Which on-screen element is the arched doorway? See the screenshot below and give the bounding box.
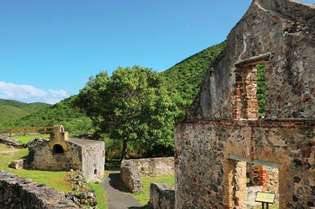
[52,144,64,154]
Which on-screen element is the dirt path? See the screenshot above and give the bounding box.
[103,171,142,209]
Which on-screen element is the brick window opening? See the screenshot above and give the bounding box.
[234,61,267,120]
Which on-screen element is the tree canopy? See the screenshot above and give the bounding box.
[76,66,179,159]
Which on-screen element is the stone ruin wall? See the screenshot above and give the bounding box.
[189,0,315,121]
[81,142,105,182]
[0,171,79,209]
[29,140,82,171]
[121,157,174,193]
[176,0,315,208]
[175,120,315,209]
[150,183,175,209]
[123,157,174,176]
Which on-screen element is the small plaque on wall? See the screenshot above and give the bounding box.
[255,192,275,204]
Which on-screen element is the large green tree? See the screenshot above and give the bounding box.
[77,66,179,160]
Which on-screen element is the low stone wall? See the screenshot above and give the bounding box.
[0,134,24,148]
[0,171,80,209]
[123,157,174,176]
[120,161,142,193]
[120,157,174,193]
[149,183,175,209]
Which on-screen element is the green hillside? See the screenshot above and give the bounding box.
[162,42,225,106]
[2,42,225,136]
[11,96,93,137]
[0,99,50,132]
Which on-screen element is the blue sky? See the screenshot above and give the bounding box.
[0,0,314,104]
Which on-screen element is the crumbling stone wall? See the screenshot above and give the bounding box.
[123,157,174,176]
[0,171,79,209]
[150,183,175,209]
[121,160,142,193]
[121,157,174,193]
[175,120,315,209]
[27,125,105,182]
[79,139,105,182]
[28,140,82,171]
[189,0,315,120]
[176,0,314,209]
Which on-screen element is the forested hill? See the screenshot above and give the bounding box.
[8,96,93,136]
[1,42,225,136]
[0,99,50,131]
[162,42,225,105]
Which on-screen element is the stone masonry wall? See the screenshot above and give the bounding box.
[189,0,315,120]
[29,140,82,171]
[175,120,315,209]
[150,183,175,209]
[80,140,105,182]
[0,171,79,209]
[123,157,174,176]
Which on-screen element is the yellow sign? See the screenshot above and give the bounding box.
[255,192,275,203]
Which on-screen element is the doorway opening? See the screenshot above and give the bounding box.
[52,144,64,154]
[229,157,279,209]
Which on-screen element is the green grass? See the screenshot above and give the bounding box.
[0,144,71,192]
[15,134,49,144]
[89,182,108,209]
[133,175,175,206]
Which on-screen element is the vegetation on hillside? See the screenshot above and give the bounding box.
[1,43,226,159]
[0,99,50,132]
[10,97,93,137]
[162,42,226,108]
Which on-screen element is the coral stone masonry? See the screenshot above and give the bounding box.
[0,171,80,209]
[27,125,105,182]
[175,0,315,209]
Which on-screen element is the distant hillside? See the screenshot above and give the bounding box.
[11,96,93,137]
[2,42,225,136]
[0,99,50,131]
[162,42,225,106]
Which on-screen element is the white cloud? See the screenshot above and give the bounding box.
[0,81,69,104]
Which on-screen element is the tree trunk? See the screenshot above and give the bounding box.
[120,139,128,162]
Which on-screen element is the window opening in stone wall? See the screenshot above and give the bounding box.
[234,62,267,120]
[256,64,266,118]
[52,144,64,154]
[94,169,97,175]
[229,159,279,209]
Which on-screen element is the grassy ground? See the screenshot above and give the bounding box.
[14,134,49,144]
[0,144,108,208]
[133,175,175,206]
[0,144,71,192]
[89,182,108,209]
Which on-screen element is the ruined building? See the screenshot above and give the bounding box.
[175,0,315,208]
[28,125,105,182]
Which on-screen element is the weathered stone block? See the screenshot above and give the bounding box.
[150,183,175,209]
[120,160,142,193]
[9,159,25,169]
[0,171,80,209]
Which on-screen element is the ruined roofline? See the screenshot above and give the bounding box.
[227,0,315,43]
[288,0,315,8]
[178,118,315,128]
